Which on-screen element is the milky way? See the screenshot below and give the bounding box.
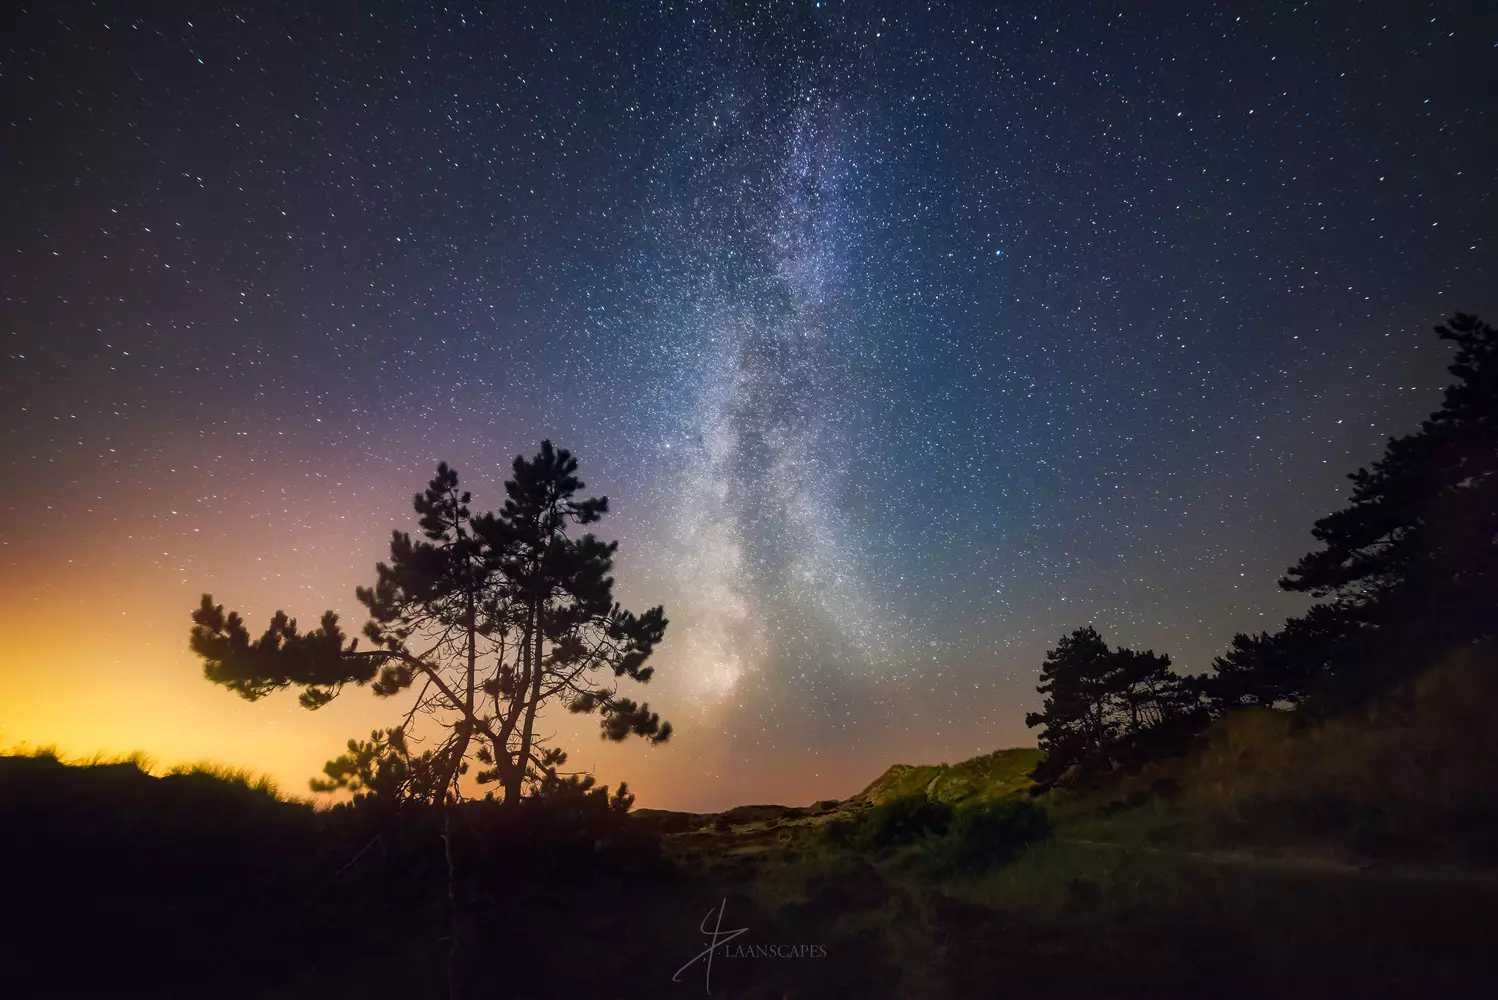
[3,2,1496,808]
[654,83,896,710]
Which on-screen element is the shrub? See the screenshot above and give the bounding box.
[921,798,1050,871]
[823,814,859,846]
[864,793,953,848]
[652,812,693,835]
[834,793,953,850]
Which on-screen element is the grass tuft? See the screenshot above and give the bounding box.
[166,760,283,798]
[2,744,285,801]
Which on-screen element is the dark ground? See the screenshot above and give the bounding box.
[3,753,1497,999]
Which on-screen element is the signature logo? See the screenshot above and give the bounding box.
[672,898,747,994]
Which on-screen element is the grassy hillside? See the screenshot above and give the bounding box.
[641,694,1498,1000]
[8,690,1498,999]
[7,653,1496,998]
[633,745,1041,839]
[1049,646,1498,862]
[851,747,1041,806]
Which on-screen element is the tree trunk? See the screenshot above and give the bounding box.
[442,800,463,1000]
[515,594,545,794]
[442,593,479,797]
[465,592,477,717]
[500,602,535,804]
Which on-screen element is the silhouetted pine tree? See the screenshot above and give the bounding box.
[309,727,447,804]
[471,440,671,803]
[190,442,670,807]
[1211,313,1498,708]
[1026,627,1200,785]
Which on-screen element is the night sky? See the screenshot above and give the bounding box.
[3,1,1496,810]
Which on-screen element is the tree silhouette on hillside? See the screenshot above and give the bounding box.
[189,441,671,807]
[1211,313,1498,708]
[1026,626,1202,785]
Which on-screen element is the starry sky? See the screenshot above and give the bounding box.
[3,1,1496,810]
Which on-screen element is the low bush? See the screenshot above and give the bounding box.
[921,798,1051,871]
[824,793,953,851]
[860,792,953,848]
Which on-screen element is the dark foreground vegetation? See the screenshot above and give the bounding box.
[5,667,1498,1000]
[1,748,672,998]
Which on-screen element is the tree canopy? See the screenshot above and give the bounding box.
[1025,627,1202,786]
[191,441,671,805]
[1210,312,1498,708]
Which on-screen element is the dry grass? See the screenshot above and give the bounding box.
[165,759,284,798]
[2,742,288,801]
[852,747,1041,806]
[1052,645,1498,860]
